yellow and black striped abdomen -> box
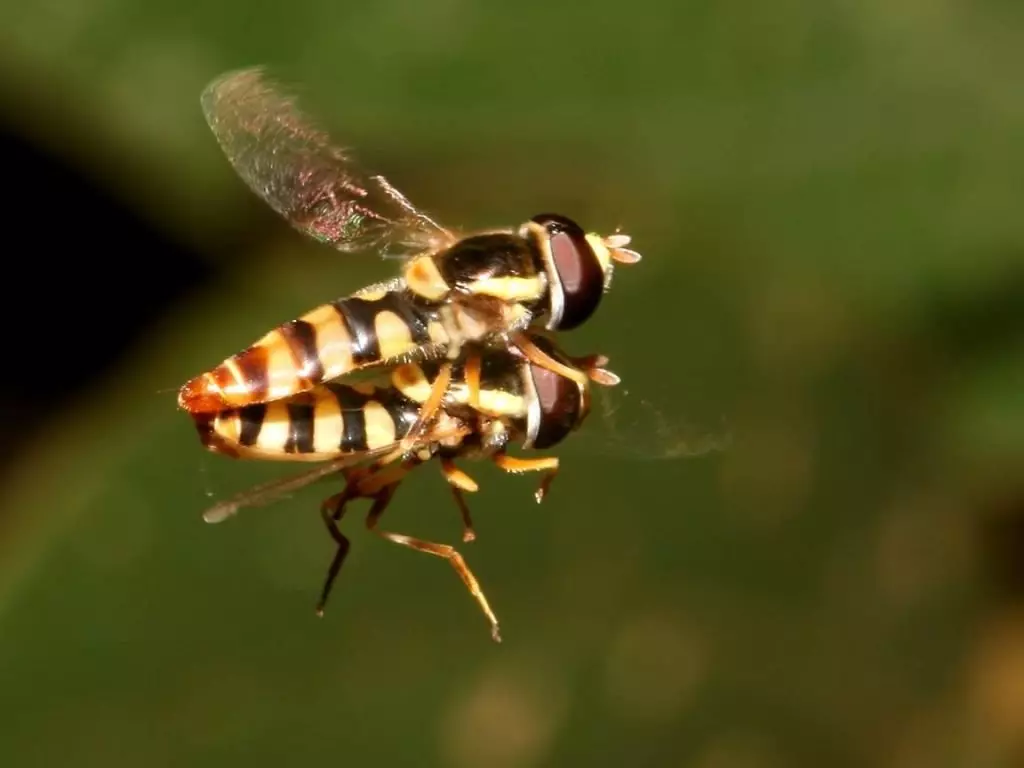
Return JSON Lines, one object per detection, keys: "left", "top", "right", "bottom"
{"left": 194, "top": 382, "right": 422, "bottom": 462}
{"left": 179, "top": 283, "right": 451, "bottom": 414}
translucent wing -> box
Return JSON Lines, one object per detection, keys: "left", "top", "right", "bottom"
{"left": 563, "top": 350, "right": 733, "bottom": 462}
{"left": 585, "top": 379, "right": 733, "bottom": 461}
{"left": 201, "top": 450, "right": 385, "bottom": 524}
{"left": 201, "top": 67, "right": 456, "bottom": 256}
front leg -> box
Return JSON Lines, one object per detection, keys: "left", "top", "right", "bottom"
{"left": 492, "top": 452, "right": 560, "bottom": 503}
{"left": 567, "top": 353, "right": 620, "bottom": 387}
{"left": 440, "top": 458, "right": 479, "bottom": 542}
{"left": 516, "top": 330, "right": 620, "bottom": 388}
{"left": 398, "top": 361, "right": 453, "bottom": 454}
{"left": 511, "top": 332, "right": 591, "bottom": 387}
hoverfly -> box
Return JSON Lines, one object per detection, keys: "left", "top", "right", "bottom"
{"left": 179, "top": 67, "right": 640, "bottom": 448}
{"left": 192, "top": 332, "right": 615, "bottom": 642}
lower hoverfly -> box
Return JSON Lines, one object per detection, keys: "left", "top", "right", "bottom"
{"left": 192, "top": 332, "right": 615, "bottom": 642}
{"left": 179, "top": 68, "right": 640, "bottom": 432}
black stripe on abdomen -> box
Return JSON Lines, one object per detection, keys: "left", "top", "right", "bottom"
{"left": 375, "top": 388, "right": 420, "bottom": 442}
{"left": 284, "top": 402, "right": 315, "bottom": 454}
{"left": 225, "top": 344, "right": 270, "bottom": 403}
{"left": 376, "top": 292, "right": 432, "bottom": 346}
{"left": 333, "top": 298, "right": 381, "bottom": 365}
{"left": 333, "top": 293, "right": 434, "bottom": 365}
{"left": 279, "top": 319, "right": 324, "bottom": 384}
{"left": 326, "top": 383, "right": 370, "bottom": 453}
{"left": 237, "top": 403, "right": 268, "bottom": 447}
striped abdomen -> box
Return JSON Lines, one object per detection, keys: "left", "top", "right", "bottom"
{"left": 194, "top": 382, "right": 423, "bottom": 462}
{"left": 179, "top": 283, "right": 451, "bottom": 414}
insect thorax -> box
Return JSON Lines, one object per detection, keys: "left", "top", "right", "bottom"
{"left": 405, "top": 232, "right": 548, "bottom": 307}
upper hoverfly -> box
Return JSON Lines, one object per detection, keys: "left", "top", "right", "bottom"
{"left": 179, "top": 67, "right": 641, "bottom": 432}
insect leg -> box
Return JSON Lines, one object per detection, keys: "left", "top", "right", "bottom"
{"left": 315, "top": 488, "right": 357, "bottom": 617}
{"left": 316, "top": 457, "right": 419, "bottom": 615}
{"left": 365, "top": 497, "right": 501, "bottom": 643}
{"left": 568, "top": 353, "right": 621, "bottom": 387}
{"left": 399, "top": 361, "right": 453, "bottom": 454}
{"left": 512, "top": 332, "right": 590, "bottom": 387}
{"left": 440, "top": 458, "right": 479, "bottom": 542}
{"left": 349, "top": 457, "right": 419, "bottom": 496}
{"left": 450, "top": 487, "right": 476, "bottom": 543}
{"left": 492, "top": 453, "right": 560, "bottom": 503}
{"left": 464, "top": 353, "right": 482, "bottom": 410}
{"left": 440, "top": 458, "right": 478, "bottom": 493}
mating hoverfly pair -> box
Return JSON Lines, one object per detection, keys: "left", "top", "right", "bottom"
{"left": 179, "top": 68, "right": 641, "bottom": 641}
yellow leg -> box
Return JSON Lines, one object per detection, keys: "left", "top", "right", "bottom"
{"left": 513, "top": 330, "right": 619, "bottom": 388}
{"left": 569, "top": 353, "right": 621, "bottom": 387}
{"left": 440, "top": 458, "right": 479, "bottom": 542}
{"left": 365, "top": 495, "right": 501, "bottom": 643}
{"left": 399, "top": 361, "right": 452, "bottom": 453}
{"left": 512, "top": 332, "right": 590, "bottom": 387}
{"left": 440, "top": 458, "right": 479, "bottom": 493}
{"left": 464, "top": 353, "right": 482, "bottom": 411}
{"left": 492, "top": 453, "right": 560, "bottom": 503}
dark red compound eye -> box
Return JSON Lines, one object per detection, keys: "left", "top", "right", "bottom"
{"left": 528, "top": 363, "right": 586, "bottom": 449}
{"left": 522, "top": 332, "right": 590, "bottom": 449}
{"left": 530, "top": 213, "right": 606, "bottom": 331}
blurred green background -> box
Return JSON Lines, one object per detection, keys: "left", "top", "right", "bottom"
{"left": 2, "top": 1, "right": 1024, "bottom": 766}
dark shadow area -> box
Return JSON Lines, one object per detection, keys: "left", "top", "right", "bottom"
{"left": 0, "top": 121, "right": 214, "bottom": 466}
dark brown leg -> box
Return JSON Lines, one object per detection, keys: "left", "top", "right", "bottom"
{"left": 315, "top": 489, "right": 355, "bottom": 617}
{"left": 365, "top": 495, "right": 501, "bottom": 643}
{"left": 450, "top": 486, "right": 476, "bottom": 543}
{"left": 315, "top": 459, "right": 416, "bottom": 616}
{"left": 492, "top": 453, "right": 560, "bottom": 503}
{"left": 350, "top": 458, "right": 418, "bottom": 497}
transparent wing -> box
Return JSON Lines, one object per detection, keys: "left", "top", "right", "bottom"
{"left": 201, "top": 67, "right": 456, "bottom": 256}
{"left": 201, "top": 448, "right": 388, "bottom": 525}
{"left": 584, "top": 379, "right": 733, "bottom": 461}
{"left": 563, "top": 349, "right": 733, "bottom": 462}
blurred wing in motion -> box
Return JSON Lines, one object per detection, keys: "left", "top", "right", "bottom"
{"left": 586, "top": 380, "right": 733, "bottom": 462}
{"left": 201, "top": 67, "right": 456, "bottom": 256}
{"left": 561, "top": 349, "right": 732, "bottom": 462}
